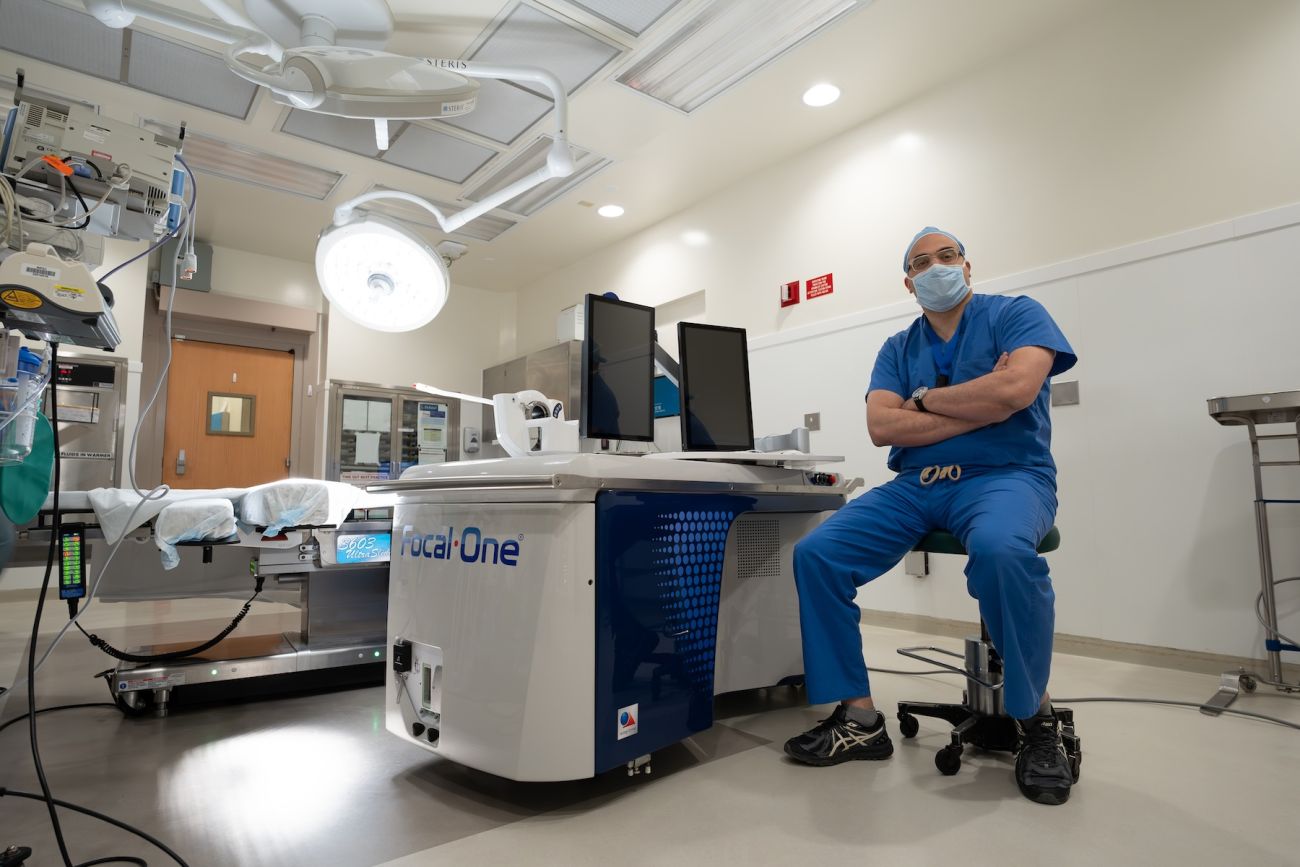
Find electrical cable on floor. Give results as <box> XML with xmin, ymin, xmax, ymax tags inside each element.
<box><xmin>75</xmin><ymin>578</ymin><xmax>262</xmax><ymax>664</ymax></box>
<box><xmin>870</xmin><ymin>661</ymin><xmax>1300</xmax><ymax>732</ymax></box>
<box><xmin>0</xmin><ymin>703</ymin><xmax>117</xmax><ymax>736</ymax></box>
<box><xmin>1051</xmin><ymin>697</ymin><xmax>1300</xmax><ymax>731</ymax></box>
<box><xmin>12</xmin><ymin>205</ymin><xmax>197</xmax><ymax>864</ymax></box>
<box><xmin>0</xmin><ymin>789</ymin><xmax>188</xmax><ymax>867</ymax></box>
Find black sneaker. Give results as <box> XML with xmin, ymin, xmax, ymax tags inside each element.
<box><xmin>1015</xmin><ymin>713</ymin><xmax>1074</xmax><ymax>805</ymax></box>
<box><xmin>783</xmin><ymin>704</ymin><xmax>894</xmax><ymax>766</ymax></box>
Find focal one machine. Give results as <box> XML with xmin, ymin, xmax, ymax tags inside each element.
<box><xmin>378</xmin><ymin>294</ymin><xmax>857</xmax><ymax>780</ymax></box>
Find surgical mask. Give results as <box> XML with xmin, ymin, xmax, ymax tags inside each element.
<box><xmin>911</xmin><ymin>264</ymin><xmax>970</xmax><ymax>312</ymax></box>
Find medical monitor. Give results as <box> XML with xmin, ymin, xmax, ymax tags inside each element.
<box><xmin>677</xmin><ymin>322</ymin><xmax>754</xmax><ymax>452</ymax></box>
<box><xmin>580</xmin><ymin>294</ymin><xmax>655</xmax><ymax>442</ymax></box>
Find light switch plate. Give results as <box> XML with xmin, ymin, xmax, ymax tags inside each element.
<box><xmin>803</xmin><ymin>412</ymin><xmax>821</xmax><ymax>431</ymax></box>
<box><xmin>1051</xmin><ymin>381</ymin><xmax>1080</xmax><ymax>407</ymax></box>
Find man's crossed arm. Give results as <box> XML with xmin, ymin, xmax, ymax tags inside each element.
<box><xmin>866</xmin><ymin>346</ymin><xmax>1055</xmax><ymax>448</ymax></box>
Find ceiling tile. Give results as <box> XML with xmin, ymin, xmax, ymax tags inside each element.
<box><xmin>470</xmin><ymin>3</ymin><xmax>621</xmax><ymax>97</ymax></box>
<box><xmin>0</xmin><ymin>0</ymin><xmax>123</xmax><ymax>80</ymax></box>
<box><xmin>126</xmin><ymin>31</ymin><xmax>258</xmax><ymax>119</ymax></box>
<box><xmin>564</xmin><ymin>0</ymin><xmax>684</xmax><ymax>36</ymax></box>
<box><xmin>381</xmin><ymin>123</ymin><xmax>497</xmax><ymax>184</ymax></box>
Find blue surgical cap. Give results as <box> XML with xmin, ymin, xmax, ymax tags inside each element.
<box><xmin>904</xmin><ymin>226</ymin><xmax>965</xmax><ymax>272</ymax></box>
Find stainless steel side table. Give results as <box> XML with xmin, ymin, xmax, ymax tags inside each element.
<box><xmin>1204</xmin><ymin>391</ymin><xmax>1300</xmax><ymax>713</ymax></box>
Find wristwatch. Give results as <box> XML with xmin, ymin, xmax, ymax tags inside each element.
<box><xmin>911</xmin><ymin>386</ymin><xmax>931</xmax><ymax>412</ymax></box>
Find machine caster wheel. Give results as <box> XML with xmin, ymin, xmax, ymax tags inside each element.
<box><xmin>935</xmin><ymin>745</ymin><xmax>962</xmax><ymax>776</ymax></box>
<box><xmin>898</xmin><ymin>713</ymin><xmax>920</xmax><ymax>739</ymax></box>
<box><xmin>1240</xmin><ymin>676</ymin><xmax>1257</xmax><ymax>693</ymax></box>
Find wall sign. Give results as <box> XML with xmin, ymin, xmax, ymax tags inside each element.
<box><xmin>806</xmin><ymin>273</ymin><xmax>834</xmax><ymax>299</ymax></box>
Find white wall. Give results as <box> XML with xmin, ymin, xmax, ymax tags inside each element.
<box><xmin>749</xmin><ymin>211</ymin><xmax>1300</xmax><ymax>660</ymax></box>
<box><xmin>514</xmin><ymin>0</ymin><xmax>1300</xmax><ymax>351</ymax></box>
<box><xmin>204</xmin><ymin>244</ymin><xmax>323</xmax><ymax>312</ymax></box>
<box><xmin>498</xmin><ymin>0</ymin><xmax>1300</xmax><ymax>660</ymax></box>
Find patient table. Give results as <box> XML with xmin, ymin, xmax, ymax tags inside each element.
<box><xmin>12</xmin><ymin>480</ymin><xmax>397</xmax><ymax>715</ymax></box>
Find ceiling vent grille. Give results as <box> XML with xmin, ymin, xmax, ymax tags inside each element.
<box><xmin>464</xmin><ymin>134</ymin><xmax>610</xmax><ymax>217</ymax></box>
<box><xmin>145</xmin><ymin>121</ymin><xmax>344</xmax><ymax>200</ymax></box>
<box><xmin>616</xmin><ymin>0</ymin><xmax>865</xmax><ymax>113</ymax></box>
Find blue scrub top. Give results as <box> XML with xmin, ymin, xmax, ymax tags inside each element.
<box><xmin>868</xmin><ymin>293</ymin><xmax>1077</xmax><ymax>476</ymax></box>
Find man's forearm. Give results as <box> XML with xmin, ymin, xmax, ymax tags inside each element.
<box><xmin>870</xmin><ymin>405</ymin><xmax>985</xmax><ymax>447</ymax></box>
<box><xmin>921</xmin><ymin>371</ymin><xmax>1022</xmax><ymax>424</ymax></box>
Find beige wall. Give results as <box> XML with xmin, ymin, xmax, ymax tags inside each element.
<box><xmin>514</xmin><ymin>0</ymin><xmax>1300</xmax><ymax>350</ymax></box>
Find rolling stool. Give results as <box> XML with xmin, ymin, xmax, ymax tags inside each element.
<box><xmin>894</xmin><ymin>527</ymin><xmax>1082</xmax><ymax>779</ymax></box>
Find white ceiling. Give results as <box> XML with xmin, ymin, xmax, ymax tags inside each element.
<box><xmin>1</xmin><ymin>0</ymin><xmax>1105</xmax><ymax>292</ymax></box>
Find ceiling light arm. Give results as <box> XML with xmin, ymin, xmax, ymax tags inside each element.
<box><xmin>333</xmin><ymin>61</ymin><xmax>576</xmax><ymax>235</ymax></box>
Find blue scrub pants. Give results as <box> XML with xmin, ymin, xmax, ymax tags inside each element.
<box><xmin>793</xmin><ymin>467</ymin><xmax>1057</xmax><ymax>720</ymax></box>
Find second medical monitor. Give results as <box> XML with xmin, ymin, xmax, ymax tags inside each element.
<box><xmin>677</xmin><ymin>322</ymin><xmax>754</xmax><ymax>452</ymax></box>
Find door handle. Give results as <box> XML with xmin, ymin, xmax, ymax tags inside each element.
<box><xmin>176</xmin><ymin>448</ymin><xmax>186</xmax><ymax>476</ymax></box>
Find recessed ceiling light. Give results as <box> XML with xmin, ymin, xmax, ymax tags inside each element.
<box><xmin>802</xmin><ymin>83</ymin><xmax>840</xmax><ymax>107</ymax></box>
<box><xmin>682</xmin><ymin>230</ymin><xmax>710</xmax><ymax>246</ymax></box>
<box><xmin>598</xmin><ymin>204</ymin><xmax>625</xmax><ymax>218</ymax></box>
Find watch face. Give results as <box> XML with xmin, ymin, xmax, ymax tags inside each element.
<box><xmin>912</xmin><ymin>387</ymin><xmax>927</xmax><ymax>400</ymax></box>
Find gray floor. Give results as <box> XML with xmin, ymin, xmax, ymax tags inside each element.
<box><xmin>3</xmin><ymin>599</ymin><xmax>1299</xmax><ymax>867</ymax></box>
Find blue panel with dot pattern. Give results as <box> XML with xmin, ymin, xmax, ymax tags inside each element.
<box><xmin>593</xmin><ymin>491</ymin><xmax>747</xmax><ymax>774</ymax></box>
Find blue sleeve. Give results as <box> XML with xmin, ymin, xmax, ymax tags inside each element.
<box><xmin>996</xmin><ymin>296</ymin><xmax>1077</xmax><ymax>377</ymax></box>
<box><xmin>867</xmin><ymin>336</ymin><xmax>906</xmax><ymax>399</ymax></box>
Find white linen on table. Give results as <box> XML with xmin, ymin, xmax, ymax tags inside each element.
<box><xmin>154</xmin><ymin>498</ymin><xmax>237</xmax><ymax>570</ymax></box>
<box><xmin>236</xmin><ymin>479</ymin><xmax>363</xmax><ymax>536</ymax></box>
<box><xmin>86</xmin><ymin>487</ymin><xmax>246</xmax><ymax>544</ymax></box>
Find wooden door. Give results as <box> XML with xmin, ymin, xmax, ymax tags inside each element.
<box><xmin>161</xmin><ymin>340</ymin><xmax>294</xmax><ymax>488</ymax></box>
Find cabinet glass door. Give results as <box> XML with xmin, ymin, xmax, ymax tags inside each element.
<box><xmin>339</xmin><ymin>394</ymin><xmax>395</xmax><ymax>482</ymax></box>
<box><xmin>399</xmin><ymin>398</ymin><xmax>450</xmax><ymax>474</ymax></box>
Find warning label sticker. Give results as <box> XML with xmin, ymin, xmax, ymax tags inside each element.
<box><xmin>53</xmin><ymin>284</ymin><xmax>86</xmax><ymax>302</ymax></box>
<box><xmin>1</xmin><ymin>289</ymin><xmax>43</xmax><ymax>310</ymax></box>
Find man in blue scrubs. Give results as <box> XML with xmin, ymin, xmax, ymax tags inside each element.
<box><xmin>783</xmin><ymin>227</ymin><xmax>1078</xmax><ymax>806</ymax></box>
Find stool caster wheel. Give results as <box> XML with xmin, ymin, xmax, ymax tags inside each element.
<box><xmin>935</xmin><ymin>745</ymin><xmax>962</xmax><ymax>776</ymax></box>
<box><xmin>1240</xmin><ymin>675</ymin><xmax>1257</xmax><ymax>693</ymax></box>
<box><xmin>898</xmin><ymin>713</ymin><xmax>919</xmax><ymax>739</ymax></box>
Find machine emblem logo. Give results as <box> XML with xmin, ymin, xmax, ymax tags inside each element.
<box><xmin>617</xmin><ymin>703</ymin><xmax>639</xmax><ymax>739</ymax></box>
<box><xmin>399</xmin><ymin>525</ymin><xmax>521</xmax><ymax>567</ymax></box>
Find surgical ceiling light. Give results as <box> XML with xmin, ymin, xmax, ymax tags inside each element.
<box><xmin>802</xmin><ymin>83</ymin><xmax>840</xmax><ymax>107</ymax></box>
<box><xmin>315</xmin><ymin>216</ymin><xmax>448</xmax><ymax>333</ymax></box>
<box><xmin>83</xmin><ymin>0</ymin><xmax>579</xmax><ymax>332</ymax></box>
<box><xmin>598</xmin><ymin>205</ymin><xmax>625</xmax><ymax>218</ymax></box>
